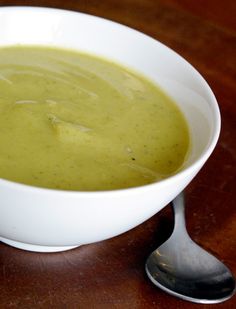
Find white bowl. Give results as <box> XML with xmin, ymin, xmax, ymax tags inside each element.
<box><xmin>0</xmin><ymin>6</ymin><xmax>220</xmax><ymax>252</ymax></box>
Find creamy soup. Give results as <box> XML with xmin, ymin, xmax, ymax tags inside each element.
<box><xmin>0</xmin><ymin>46</ymin><xmax>189</xmax><ymax>191</ymax></box>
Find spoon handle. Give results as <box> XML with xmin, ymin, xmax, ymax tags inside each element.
<box><xmin>172</xmin><ymin>192</ymin><xmax>188</xmax><ymax>236</ymax></box>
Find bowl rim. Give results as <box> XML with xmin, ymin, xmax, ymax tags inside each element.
<box><xmin>0</xmin><ymin>6</ymin><xmax>221</xmax><ymax>197</ymax></box>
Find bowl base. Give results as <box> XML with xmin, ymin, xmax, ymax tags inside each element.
<box><xmin>0</xmin><ymin>237</ymin><xmax>78</xmax><ymax>252</ymax></box>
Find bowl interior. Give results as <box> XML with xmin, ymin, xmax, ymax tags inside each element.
<box><xmin>0</xmin><ymin>6</ymin><xmax>220</xmax><ymax>175</ymax></box>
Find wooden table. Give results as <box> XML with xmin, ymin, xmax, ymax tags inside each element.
<box><xmin>0</xmin><ymin>0</ymin><xmax>235</xmax><ymax>308</ymax></box>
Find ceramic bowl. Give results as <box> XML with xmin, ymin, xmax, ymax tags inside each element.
<box><xmin>0</xmin><ymin>6</ymin><xmax>220</xmax><ymax>252</ymax></box>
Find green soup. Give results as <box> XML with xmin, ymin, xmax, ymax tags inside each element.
<box><xmin>0</xmin><ymin>46</ymin><xmax>189</xmax><ymax>191</ymax></box>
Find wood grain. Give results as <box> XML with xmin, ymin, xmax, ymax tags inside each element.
<box><xmin>0</xmin><ymin>1</ymin><xmax>235</xmax><ymax>308</ymax></box>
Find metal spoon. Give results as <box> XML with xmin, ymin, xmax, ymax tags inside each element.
<box><xmin>145</xmin><ymin>192</ymin><xmax>236</xmax><ymax>304</ymax></box>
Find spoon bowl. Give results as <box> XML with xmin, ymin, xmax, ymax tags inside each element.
<box><xmin>145</xmin><ymin>193</ymin><xmax>236</xmax><ymax>304</ymax></box>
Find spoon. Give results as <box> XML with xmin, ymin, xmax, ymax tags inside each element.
<box><xmin>145</xmin><ymin>192</ymin><xmax>236</xmax><ymax>304</ymax></box>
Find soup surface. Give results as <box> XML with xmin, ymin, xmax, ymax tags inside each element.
<box><xmin>0</xmin><ymin>46</ymin><xmax>189</xmax><ymax>191</ymax></box>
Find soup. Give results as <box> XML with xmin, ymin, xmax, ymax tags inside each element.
<box><xmin>0</xmin><ymin>46</ymin><xmax>189</xmax><ymax>191</ymax></box>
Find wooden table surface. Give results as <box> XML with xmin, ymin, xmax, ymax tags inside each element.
<box><xmin>0</xmin><ymin>0</ymin><xmax>235</xmax><ymax>308</ymax></box>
